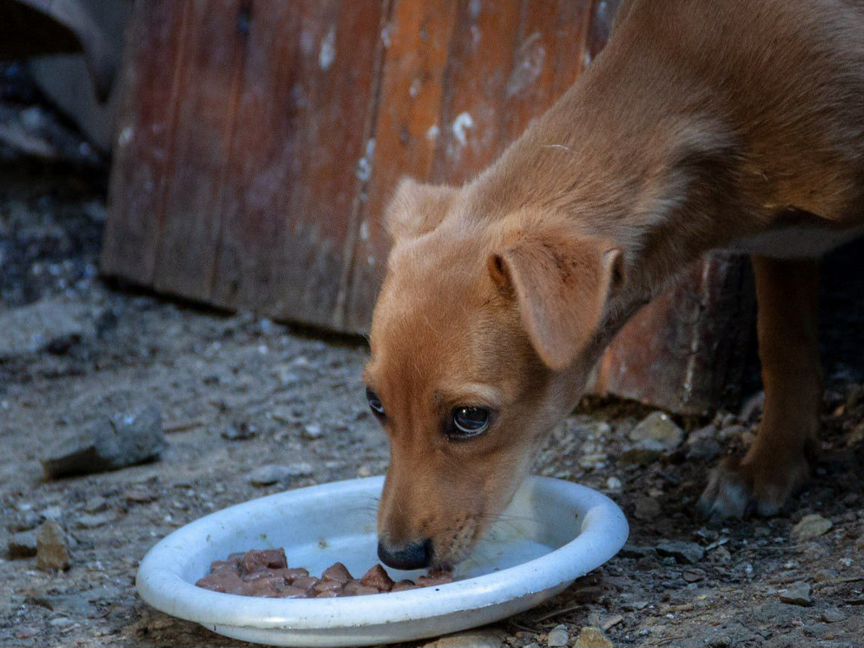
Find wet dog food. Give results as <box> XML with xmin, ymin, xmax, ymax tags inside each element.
<box><xmin>195</xmin><ymin>548</ymin><xmax>454</xmax><ymax>598</ymax></box>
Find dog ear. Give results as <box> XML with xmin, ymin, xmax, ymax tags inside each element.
<box><xmin>488</xmin><ymin>232</ymin><xmax>623</xmax><ymax>371</ymax></box>
<box><xmin>384</xmin><ymin>177</ymin><xmax>457</xmax><ymax>240</ymax></box>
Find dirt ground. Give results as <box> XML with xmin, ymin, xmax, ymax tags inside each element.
<box><xmin>1</xmin><ymin>77</ymin><xmax>863</xmax><ymax>648</ymax></box>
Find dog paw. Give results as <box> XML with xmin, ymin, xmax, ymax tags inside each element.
<box><xmin>698</xmin><ymin>453</ymin><xmax>811</xmax><ymax>520</ymax></box>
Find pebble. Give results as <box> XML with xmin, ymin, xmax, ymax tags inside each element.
<box><xmin>573</xmin><ymin>626</ymin><xmax>613</xmax><ymax>648</ymax></box>
<box><xmin>0</xmin><ymin>298</ymin><xmax>99</xmax><ymax>359</ymax></box>
<box><xmin>791</xmin><ymin>514</ymin><xmax>833</xmax><ymax>542</ymax></box>
<box><xmin>605</xmin><ymin>476</ymin><xmax>623</xmax><ymax>491</ymax></box>
<box><xmin>634</xmin><ymin>497</ymin><xmax>661</xmax><ymax>521</ymax></box>
<box><xmin>125</xmin><ymin>488</ymin><xmax>158</xmax><ymax>504</ymax></box>
<box><xmin>656</xmin><ymin>541</ymin><xmax>705</xmax><ymax>565</ymax></box>
<box><xmin>685</xmin><ymin>424</ymin><xmax>722</xmax><ymax>462</ymax></box>
<box><xmin>821</xmin><ymin>607</ymin><xmax>846</xmax><ymax>623</ymax></box>
<box><xmin>74</xmin><ymin>512</ymin><xmax>117</xmax><ymax>529</ymax></box>
<box><xmin>619</xmin><ymin>440</ymin><xmax>665</xmax><ymax>465</ymax></box>
<box><xmin>41</xmin><ymin>402</ymin><xmax>166</xmax><ymax>478</ymax></box>
<box><xmin>222</xmin><ymin>421</ymin><xmax>257</xmax><ymax>441</ymax></box>
<box><xmin>8</xmin><ymin>530</ymin><xmax>38</xmax><ymax>558</ymax></box>
<box><xmin>247</xmin><ymin>463</ymin><xmax>314</xmax><ymax>486</ymax></box>
<box><xmin>778</xmin><ymin>582</ymin><xmax>813</xmax><ymax>606</ymax></box>
<box><xmin>36</xmin><ymin>521</ymin><xmax>71</xmax><ymax>571</ymax></box>
<box><xmin>629</xmin><ymin>411</ymin><xmax>684</xmax><ymax>450</ymax></box>
<box><xmin>303</xmin><ymin>424</ymin><xmax>324</xmax><ymax>440</ymax></box>
<box><xmin>546</xmin><ymin>624</ymin><xmax>569</xmax><ymax>647</ymax></box>
<box><xmin>422</xmin><ymin>629</ymin><xmax>504</xmax><ymax>648</ymax></box>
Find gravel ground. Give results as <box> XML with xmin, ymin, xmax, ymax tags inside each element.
<box><xmin>1</xmin><ymin>88</ymin><xmax>863</xmax><ymax>648</ymax></box>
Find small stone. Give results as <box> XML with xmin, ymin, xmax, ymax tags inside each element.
<box><xmin>605</xmin><ymin>476</ymin><xmax>622</xmax><ymax>491</ymax></box>
<box><xmin>779</xmin><ymin>582</ymin><xmax>812</xmax><ymax>606</ymax></box>
<box><xmin>74</xmin><ymin>512</ymin><xmax>117</xmax><ymax>529</ymax></box>
<box><xmin>248</xmin><ymin>465</ymin><xmax>291</xmax><ymax>486</ymax></box>
<box><xmin>620</xmin><ymin>544</ymin><xmax>654</xmax><ymax>559</ymax></box>
<box><xmin>600</xmin><ymin>615</ymin><xmax>624</xmax><ymax>631</ymax></box>
<box><xmin>821</xmin><ymin>607</ymin><xmax>846</xmax><ymax>623</ymax></box>
<box><xmin>717</xmin><ymin>424</ymin><xmax>748</xmax><ymax>442</ymax></box>
<box><xmin>303</xmin><ymin>424</ymin><xmax>324</xmax><ymax>440</ymax></box>
<box><xmin>685</xmin><ymin>424</ymin><xmax>722</xmax><ymax>462</ymax></box>
<box><xmin>0</xmin><ymin>298</ymin><xmax>98</xmax><ymax>359</ymax></box>
<box><xmin>83</xmin><ymin>496</ymin><xmax>108</xmax><ymax>513</ymax></box>
<box><xmin>629</xmin><ymin>411</ymin><xmax>684</xmax><ymax>450</ymax></box>
<box><xmin>634</xmin><ymin>497</ymin><xmax>661</xmax><ymax>521</ymax></box>
<box><xmin>619</xmin><ymin>439</ymin><xmax>665</xmax><ymax>465</ymax></box>
<box><xmin>247</xmin><ymin>463</ymin><xmax>314</xmax><ymax>486</ymax></box>
<box><xmin>422</xmin><ymin>629</ymin><xmax>505</xmax><ymax>648</ymax></box>
<box><xmin>36</xmin><ymin>521</ymin><xmax>71</xmax><ymax>571</ymax></box>
<box><xmin>791</xmin><ymin>514</ymin><xmax>833</xmax><ymax>542</ymax></box>
<box><xmin>222</xmin><ymin>421</ymin><xmax>257</xmax><ymax>441</ymax></box>
<box><xmin>125</xmin><ymin>488</ymin><xmax>158</xmax><ymax>504</ymax></box>
<box><xmin>41</xmin><ymin>402</ymin><xmax>165</xmax><ymax>478</ymax></box>
<box><xmin>574</xmin><ymin>626</ymin><xmax>613</xmax><ymax>648</ymax></box>
<box><xmin>656</xmin><ymin>540</ymin><xmax>705</xmax><ymax>564</ymax></box>
<box><xmin>8</xmin><ymin>530</ymin><xmax>38</xmax><ymax>558</ymax></box>
<box><xmin>546</xmin><ymin>624</ymin><xmax>569</xmax><ymax>647</ymax></box>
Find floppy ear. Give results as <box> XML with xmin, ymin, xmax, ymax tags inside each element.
<box><xmin>384</xmin><ymin>177</ymin><xmax>457</xmax><ymax>241</ymax></box>
<box><xmin>488</xmin><ymin>231</ymin><xmax>623</xmax><ymax>371</ymax></box>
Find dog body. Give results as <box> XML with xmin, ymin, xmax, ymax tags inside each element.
<box><xmin>366</xmin><ymin>0</ymin><xmax>864</xmax><ymax>569</ymax></box>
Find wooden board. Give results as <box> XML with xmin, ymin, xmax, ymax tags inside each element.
<box><xmin>102</xmin><ymin>0</ymin><xmax>755</xmax><ymax>414</ymax></box>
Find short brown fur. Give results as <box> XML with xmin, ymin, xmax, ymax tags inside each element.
<box><xmin>367</xmin><ymin>0</ymin><xmax>864</xmax><ymax>567</ymax></box>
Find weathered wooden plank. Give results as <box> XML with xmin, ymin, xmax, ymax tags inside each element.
<box><xmin>151</xmin><ymin>0</ymin><xmax>250</xmax><ymax>299</ymax></box>
<box><xmin>101</xmin><ymin>0</ymin><xmax>187</xmax><ymax>285</ymax></box>
<box><xmin>342</xmin><ymin>0</ymin><xmax>460</xmax><ymax>331</ymax></box>
<box><xmin>265</xmin><ymin>0</ymin><xmax>387</xmax><ymax>329</ymax></box>
<box><xmin>429</xmin><ymin>0</ymin><xmax>524</xmax><ymax>183</ymax></box>
<box><xmin>595</xmin><ymin>252</ymin><xmax>755</xmax><ymax>414</ymax></box>
<box><xmin>207</xmin><ymin>1</ymin><xmax>302</xmax><ymax>311</ymax></box>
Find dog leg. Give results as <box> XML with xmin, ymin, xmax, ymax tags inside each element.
<box><xmin>700</xmin><ymin>256</ymin><xmax>822</xmax><ymax>519</ymax></box>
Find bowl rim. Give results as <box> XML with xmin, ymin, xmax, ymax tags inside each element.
<box><xmin>136</xmin><ymin>475</ymin><xmax>628</xmax><ymax>630</ymax></box>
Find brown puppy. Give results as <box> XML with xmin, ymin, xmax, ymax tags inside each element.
<box><xmin>365</xmin><ymin>0</ymin><xmax>864</xmax><ymax>570</ymax></box>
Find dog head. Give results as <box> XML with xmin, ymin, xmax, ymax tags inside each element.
<box><xmin>366</xmin><ymin>178</ymin><xmax>623</xmax><ymax>570</ymax></box>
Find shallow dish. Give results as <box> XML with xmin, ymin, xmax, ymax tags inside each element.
<box><xmin>136</xmin><ymin>475</ymin><xmax>628</xmax><ymax>647</ymax></box>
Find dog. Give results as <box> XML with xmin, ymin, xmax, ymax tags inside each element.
<box><xmin>365</xmin><ymin>0</ymin><xmax>864</xmax><ymax>570</ymax></box>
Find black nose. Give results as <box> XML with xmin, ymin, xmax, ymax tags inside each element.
<box><xmin>377</xmin><ymin>538</ymin><xmax>432</xmax><ymax>570</ymax></box>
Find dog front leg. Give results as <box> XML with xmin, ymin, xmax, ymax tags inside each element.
<box><xmin>700</xmin><ymin>256</ymin><xmax>822</xmax><ymax>519</ymax></box>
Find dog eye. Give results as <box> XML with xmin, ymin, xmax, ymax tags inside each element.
<box><xmin>449</xmin><ymin>407</ymin><xmax>490</xmax><ymax>439</ymax></box>
<box><xmin>366</xmin><ymin>388</ymin><xmax>385</xmax><ymax>417</ymax></box>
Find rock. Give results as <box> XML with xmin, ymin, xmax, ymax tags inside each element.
<box><xmin>821</xmin><ymin>607</ymin><xmax>846</xmax><ymax>623</ymax></box>
<box><xmin>600</xmin><ymin>615</ymin><xmax>624</xmax><ymax>632</ymax></box>
<box><xmin>685</xmin><ymin>424</ymin><xmax>722</xmax><ymax>462</ymax></box>
<box><xmin>791</xmin><ymin>514</ymin><xmax>833</xmax><ymax>542</ymax></box>
<box><xmin>41</xmin><ymin>403</ymin><xmax>165</xmax><ymax>478</ymax></box>
<box><xmin>247</xmin><ymin>462</ymin><xmax>314</xmax><ymax>487</ymax></box>
<box><xmin>36</xmin><ymin>521</ymin><xmax>71</xmax><ymax>571</ymax></box>
<box><xmin>656</xmin><ymin>540</ymin><xmax>705</xmax><ymax>564</ymax></box>
<box><xmin>0</xmin><ymin>298</ymin><xmax>99</xmax><ymax>359</ymax></box>
<box><xmin>619</xmin><ymin>439</ymin><xmax>665</xmax><ymax>465</ymax></box>
<box><xmin>574</xmin><ymin>627</ymin><xmax>613</xmax><ymax>648</ymax></box>
<box><xmin>546</xmin><ymin>625</ymin><xmax>569</xmax><ymax>647</ymax></box>
<box><xmin>717</xmin><ymin>424</ymin><xmax>748</xmax><ymax>442</ymax></box>
<box><xmin>634</xmin><ymin>497</ymin><xmax>661</xmax><ymax>521</ymax></box>
<box><xmin>620</xmin><ymin>544</ymin><xmax>655</xmax><ymax>559</ymax></box>
<box><xmin>74</xmin><ymin>512</ymin><xmax>117</xmax><ymax>529</ymax></box>
<box><xmin>629</xmin><ymin>412</ymin><xmax>684</xmax><ymax>450</ymax></box>
<box><xmin>222</xmin><ymin>421</ymin><xmax>257</xmax><ymax>441</ymax></box>
<box><xmin>8</xmin><ymin>530</ymin><xmax>38</xmax><ymax>558</ymax></box>
<box><xmin>422</xmin><ymin>629</ymin><xmax>504</xmax><ymax>648</ymax></box>
<box><xmin>303</xmin><ymin>424</ymin><xmax>323</xmax><ymax>440</ymax></box>
<box><xmin>605</xmin><ymin>476</ymin><xmax>623</xmax><ymax>491</ymax></box>
<box><xmin>779</xmin><ymin>582</ymin><xmax>812</xmax><ymax>606</ymax></box>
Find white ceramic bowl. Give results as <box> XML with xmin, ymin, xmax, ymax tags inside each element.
<box><xmin>136</xmin><ymin>475</ymin><xmax>628</xmax><ymax>647</ymax></box>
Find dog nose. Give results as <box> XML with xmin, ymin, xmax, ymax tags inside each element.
<box><xmin>377</xmin><ymin>538</ymin><xmax>432</xmax><ymax>570</ymax></box>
